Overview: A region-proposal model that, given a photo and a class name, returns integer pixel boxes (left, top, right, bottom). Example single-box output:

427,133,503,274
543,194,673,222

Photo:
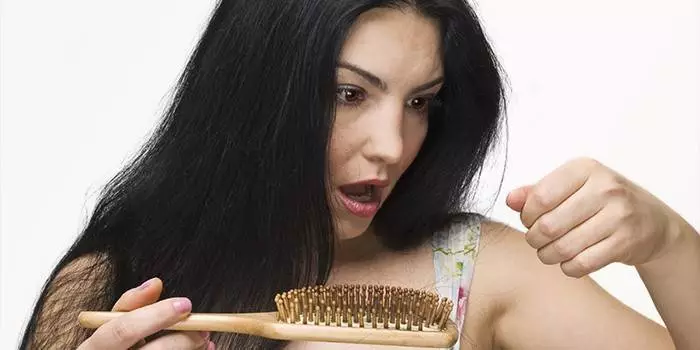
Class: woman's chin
334,216,374,240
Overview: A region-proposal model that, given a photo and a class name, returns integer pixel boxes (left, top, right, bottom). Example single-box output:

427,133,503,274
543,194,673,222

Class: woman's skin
68,7,699,350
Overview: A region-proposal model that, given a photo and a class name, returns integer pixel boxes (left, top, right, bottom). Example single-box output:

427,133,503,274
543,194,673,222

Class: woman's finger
559,236,622,278
139,331,212,350
79,297,192,350
506,185,532,212
112,277,163,312
536,205,618,264
107,278,164,349
519,158,597,228
525,180,606,250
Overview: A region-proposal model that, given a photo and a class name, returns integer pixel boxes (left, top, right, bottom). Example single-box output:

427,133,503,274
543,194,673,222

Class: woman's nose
362,104,404,165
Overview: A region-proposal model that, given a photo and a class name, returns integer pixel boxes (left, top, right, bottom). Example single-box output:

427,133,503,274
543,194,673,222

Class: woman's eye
408,97,430,112
336,87,366,105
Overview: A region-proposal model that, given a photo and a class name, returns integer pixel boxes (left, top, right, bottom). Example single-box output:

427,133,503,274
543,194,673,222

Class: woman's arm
463,157,700,349
472,221,674,350
636,216,700,349
24,254,115,349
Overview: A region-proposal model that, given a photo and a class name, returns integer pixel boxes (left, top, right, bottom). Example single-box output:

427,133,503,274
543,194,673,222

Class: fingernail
172,298,192,313
208,341,216,350
200,331,210,339
137,278,153,290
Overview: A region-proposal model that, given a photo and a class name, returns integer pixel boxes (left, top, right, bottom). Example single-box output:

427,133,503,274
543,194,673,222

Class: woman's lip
341,178,390,188
337,190,380,218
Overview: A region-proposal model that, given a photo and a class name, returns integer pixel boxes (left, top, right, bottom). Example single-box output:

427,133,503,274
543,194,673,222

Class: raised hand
506,157,687,278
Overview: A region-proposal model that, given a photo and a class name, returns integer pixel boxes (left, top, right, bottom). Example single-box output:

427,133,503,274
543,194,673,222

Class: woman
21,0,699,349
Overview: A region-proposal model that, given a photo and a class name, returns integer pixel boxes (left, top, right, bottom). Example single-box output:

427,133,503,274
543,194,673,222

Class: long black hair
21,0,504,348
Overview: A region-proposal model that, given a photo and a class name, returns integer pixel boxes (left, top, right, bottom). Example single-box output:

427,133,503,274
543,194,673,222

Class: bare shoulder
462,220,672,349
472,220,563,297
457,220,526,349
465,220,584,319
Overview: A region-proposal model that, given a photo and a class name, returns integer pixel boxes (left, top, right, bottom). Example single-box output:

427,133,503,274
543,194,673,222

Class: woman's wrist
634,215,700,349
637,214,699,274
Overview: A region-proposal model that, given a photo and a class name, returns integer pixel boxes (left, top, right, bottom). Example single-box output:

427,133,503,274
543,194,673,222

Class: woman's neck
333,228,385,264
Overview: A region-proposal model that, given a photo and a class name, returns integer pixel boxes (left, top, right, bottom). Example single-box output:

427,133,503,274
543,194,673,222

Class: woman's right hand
77,277,215,350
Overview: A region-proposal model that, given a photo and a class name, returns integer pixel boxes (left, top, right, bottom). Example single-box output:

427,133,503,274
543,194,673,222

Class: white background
1,0,699,348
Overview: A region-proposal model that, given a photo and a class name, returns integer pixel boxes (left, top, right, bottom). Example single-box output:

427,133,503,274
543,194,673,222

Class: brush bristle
274,284,453,331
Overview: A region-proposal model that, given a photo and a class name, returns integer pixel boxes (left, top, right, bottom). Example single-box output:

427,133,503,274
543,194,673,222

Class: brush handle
78,311,459,347
78,311,275,333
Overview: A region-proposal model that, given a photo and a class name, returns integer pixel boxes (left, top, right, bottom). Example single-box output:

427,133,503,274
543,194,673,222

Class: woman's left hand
506,157,686,278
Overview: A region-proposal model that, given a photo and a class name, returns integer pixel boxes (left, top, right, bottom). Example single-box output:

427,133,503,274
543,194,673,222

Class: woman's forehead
339,8,443,84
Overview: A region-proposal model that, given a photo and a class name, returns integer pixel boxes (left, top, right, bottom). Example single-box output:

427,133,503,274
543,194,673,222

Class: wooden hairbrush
79,284,459,348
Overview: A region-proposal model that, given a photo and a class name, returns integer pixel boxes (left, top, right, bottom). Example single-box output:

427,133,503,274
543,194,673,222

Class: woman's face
329,8,444,240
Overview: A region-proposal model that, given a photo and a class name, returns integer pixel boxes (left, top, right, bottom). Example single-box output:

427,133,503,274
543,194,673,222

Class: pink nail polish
172,298,192,313
137,278,152,290
208,341,216,350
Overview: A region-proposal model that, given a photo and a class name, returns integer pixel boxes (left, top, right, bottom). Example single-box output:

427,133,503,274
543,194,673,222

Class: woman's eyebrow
338,61,443,94
410,76,444,94
338,62,387,91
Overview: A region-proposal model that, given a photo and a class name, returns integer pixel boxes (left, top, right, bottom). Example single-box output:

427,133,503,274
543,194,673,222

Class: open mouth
339,184,381,203
338,183,383,218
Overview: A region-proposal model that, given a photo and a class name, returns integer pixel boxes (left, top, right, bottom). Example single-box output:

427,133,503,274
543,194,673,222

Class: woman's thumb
112,277,164,312
506,185,532,212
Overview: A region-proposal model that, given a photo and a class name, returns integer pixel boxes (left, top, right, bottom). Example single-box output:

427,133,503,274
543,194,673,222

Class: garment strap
431,217,481,350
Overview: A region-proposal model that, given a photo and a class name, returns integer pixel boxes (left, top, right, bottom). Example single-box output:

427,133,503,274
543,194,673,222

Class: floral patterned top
431,217,481,350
